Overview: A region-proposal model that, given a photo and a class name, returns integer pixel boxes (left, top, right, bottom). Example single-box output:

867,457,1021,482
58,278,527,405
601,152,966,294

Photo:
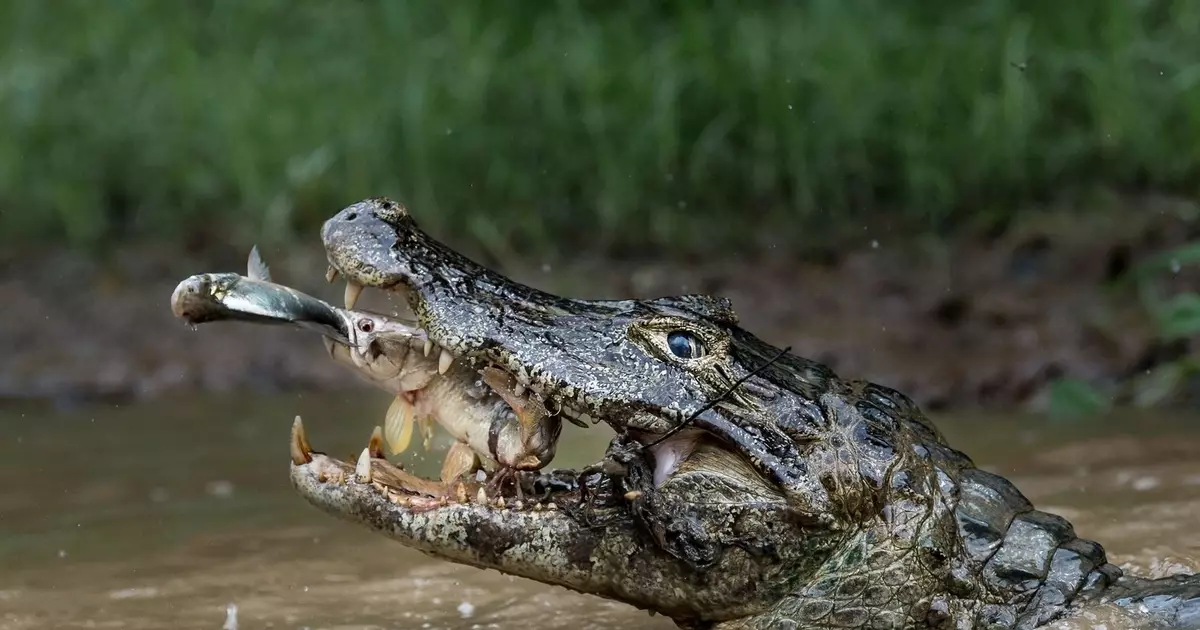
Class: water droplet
205,480,235,498
871,240,880,249
1171,258,1181,274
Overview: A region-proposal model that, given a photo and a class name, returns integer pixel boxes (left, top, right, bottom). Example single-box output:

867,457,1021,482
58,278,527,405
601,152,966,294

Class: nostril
345,212,357,221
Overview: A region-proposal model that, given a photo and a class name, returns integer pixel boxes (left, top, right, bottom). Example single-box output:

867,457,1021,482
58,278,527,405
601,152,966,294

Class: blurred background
3,0,1200,413
2,3,1200,628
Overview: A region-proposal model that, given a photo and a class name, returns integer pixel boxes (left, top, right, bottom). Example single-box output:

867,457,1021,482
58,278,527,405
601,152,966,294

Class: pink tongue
650,432,701,487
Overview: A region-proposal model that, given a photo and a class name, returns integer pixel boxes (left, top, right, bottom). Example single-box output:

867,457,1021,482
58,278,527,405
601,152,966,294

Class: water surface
2,395,1198,629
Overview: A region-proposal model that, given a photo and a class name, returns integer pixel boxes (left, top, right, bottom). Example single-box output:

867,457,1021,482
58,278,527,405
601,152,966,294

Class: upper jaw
319,198,757,442
320,198,414,291
319,197,602,430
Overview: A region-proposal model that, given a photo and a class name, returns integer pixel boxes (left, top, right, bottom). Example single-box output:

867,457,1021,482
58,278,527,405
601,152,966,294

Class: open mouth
289,415,592,513
330,266,595,411
333,272,596,424
315,277,710,506
315,275,603,505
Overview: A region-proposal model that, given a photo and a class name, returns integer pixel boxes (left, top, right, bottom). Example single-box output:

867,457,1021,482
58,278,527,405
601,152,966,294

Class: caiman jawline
289,416,577,513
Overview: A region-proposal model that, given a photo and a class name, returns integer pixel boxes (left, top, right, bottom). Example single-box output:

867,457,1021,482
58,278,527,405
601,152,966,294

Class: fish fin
439,441,479,483
384,395,415,455
247,245,272,282
418,415,436,451
480,366,547,440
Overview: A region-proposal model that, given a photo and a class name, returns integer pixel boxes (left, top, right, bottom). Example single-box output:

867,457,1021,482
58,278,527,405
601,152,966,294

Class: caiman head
320,198,837,494
295,198,1128,629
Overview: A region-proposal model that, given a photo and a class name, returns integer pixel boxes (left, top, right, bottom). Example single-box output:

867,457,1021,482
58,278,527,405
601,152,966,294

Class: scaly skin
291,197,1200,629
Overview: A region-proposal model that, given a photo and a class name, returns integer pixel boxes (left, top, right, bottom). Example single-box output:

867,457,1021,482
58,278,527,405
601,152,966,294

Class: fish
170,246,351,345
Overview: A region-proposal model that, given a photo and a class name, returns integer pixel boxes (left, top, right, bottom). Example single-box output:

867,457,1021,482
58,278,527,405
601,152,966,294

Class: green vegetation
1049,240,1200,418
2,1,1199,258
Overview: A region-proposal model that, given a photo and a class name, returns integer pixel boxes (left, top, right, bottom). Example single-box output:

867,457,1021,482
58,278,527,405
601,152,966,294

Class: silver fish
170,246,351,345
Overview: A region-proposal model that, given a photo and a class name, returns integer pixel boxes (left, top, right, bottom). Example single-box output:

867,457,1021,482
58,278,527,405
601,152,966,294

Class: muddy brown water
1,395,1198,629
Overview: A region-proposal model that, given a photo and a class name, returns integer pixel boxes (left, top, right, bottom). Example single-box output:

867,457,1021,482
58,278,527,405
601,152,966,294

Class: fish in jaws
169,247,562,492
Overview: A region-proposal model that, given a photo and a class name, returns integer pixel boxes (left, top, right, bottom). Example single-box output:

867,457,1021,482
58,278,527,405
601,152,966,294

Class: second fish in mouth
325,306,562,484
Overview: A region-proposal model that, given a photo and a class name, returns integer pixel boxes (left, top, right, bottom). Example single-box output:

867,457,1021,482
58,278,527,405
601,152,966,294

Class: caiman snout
320,198,419,293
322,196,407,234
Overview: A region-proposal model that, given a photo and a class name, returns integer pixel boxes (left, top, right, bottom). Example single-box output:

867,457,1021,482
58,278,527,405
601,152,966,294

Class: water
1,395,1198,629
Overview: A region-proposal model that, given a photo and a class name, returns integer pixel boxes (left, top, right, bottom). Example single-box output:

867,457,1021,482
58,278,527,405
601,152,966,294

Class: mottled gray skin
302,197,1200,629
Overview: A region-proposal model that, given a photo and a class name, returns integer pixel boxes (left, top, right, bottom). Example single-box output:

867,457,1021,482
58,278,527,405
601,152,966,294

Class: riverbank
6,198,1198,412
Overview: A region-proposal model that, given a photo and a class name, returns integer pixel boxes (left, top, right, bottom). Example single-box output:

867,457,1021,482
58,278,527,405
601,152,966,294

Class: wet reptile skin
296,197,1200,629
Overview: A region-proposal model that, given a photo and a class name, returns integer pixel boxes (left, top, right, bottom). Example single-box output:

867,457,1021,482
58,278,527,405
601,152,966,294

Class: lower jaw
289,416,579,514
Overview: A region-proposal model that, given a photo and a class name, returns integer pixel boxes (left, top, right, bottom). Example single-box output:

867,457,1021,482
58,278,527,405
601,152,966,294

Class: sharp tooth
438,349,454,375
383,396,416,455
290,415,313,465
475,487,488,505
368,426,385,459
513,382,526,398
354,448,372,483
325,266,340,283
493,496,505,509
344,281,364,309
455,483,468,503
423,339,433,357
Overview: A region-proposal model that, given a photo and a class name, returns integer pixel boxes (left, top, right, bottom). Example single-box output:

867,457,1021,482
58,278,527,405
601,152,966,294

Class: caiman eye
666,331,706,359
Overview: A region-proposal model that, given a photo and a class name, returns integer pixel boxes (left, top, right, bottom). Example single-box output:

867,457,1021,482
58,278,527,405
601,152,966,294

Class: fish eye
357,319,375,333
666,330,706,359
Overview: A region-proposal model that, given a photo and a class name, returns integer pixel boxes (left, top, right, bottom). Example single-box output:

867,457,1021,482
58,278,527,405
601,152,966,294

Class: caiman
262,197,1196,628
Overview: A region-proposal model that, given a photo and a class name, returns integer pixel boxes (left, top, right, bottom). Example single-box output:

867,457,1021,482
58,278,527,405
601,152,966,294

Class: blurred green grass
1,0,1198,259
